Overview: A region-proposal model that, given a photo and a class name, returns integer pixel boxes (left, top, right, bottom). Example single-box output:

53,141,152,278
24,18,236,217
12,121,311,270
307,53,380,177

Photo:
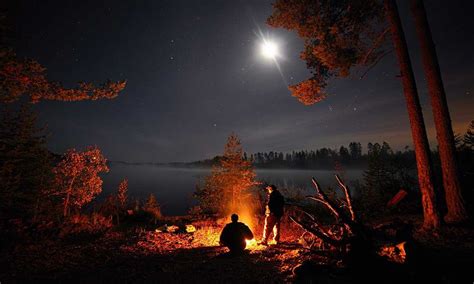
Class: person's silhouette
219,214,254,254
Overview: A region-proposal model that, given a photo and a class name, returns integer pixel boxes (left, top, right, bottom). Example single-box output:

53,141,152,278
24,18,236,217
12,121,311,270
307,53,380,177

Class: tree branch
359,49,393,79
361,27,390,65
306,196,340,220
290,215,346,247
335,174,356,222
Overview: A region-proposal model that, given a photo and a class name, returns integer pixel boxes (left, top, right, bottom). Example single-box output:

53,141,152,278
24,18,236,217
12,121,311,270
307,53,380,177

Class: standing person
220,214,254,255
259,184,284,245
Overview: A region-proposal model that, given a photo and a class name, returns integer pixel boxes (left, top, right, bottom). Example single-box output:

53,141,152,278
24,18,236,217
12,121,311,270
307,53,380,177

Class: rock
185,225,196,233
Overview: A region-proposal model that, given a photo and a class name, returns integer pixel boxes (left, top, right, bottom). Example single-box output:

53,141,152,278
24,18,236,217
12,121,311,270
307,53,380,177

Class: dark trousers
227,241,246,254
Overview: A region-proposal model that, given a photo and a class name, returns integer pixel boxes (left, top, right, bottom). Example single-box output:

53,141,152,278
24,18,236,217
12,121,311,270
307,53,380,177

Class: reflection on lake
102,164,364,215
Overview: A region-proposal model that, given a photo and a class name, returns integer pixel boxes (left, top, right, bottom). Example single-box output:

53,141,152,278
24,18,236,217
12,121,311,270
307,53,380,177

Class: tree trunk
384,0,440,230
63,190,71,218
410,0,467,223
63,177,75,217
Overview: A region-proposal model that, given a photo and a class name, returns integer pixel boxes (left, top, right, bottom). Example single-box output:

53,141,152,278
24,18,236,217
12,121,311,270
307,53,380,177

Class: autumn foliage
0,49,126,103
52,146,109,217
117,179,129,208
267,0,385,105
288,79,326,105
0,13,126,104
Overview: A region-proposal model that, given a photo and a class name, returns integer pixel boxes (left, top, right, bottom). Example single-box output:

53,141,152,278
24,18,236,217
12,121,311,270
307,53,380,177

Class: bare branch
335,174,356,222
359,49,393,79
311,177,323,195
306,196,340,220
311,177,347,220
301,209,316,221
361,27,390,65
290,216,345,246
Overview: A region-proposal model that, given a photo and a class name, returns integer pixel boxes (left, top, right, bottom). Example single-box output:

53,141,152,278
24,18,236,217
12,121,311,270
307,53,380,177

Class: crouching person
220,214,253,255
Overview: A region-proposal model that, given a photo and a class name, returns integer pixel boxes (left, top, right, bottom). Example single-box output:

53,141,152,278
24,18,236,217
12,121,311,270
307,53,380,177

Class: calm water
102,164,364,215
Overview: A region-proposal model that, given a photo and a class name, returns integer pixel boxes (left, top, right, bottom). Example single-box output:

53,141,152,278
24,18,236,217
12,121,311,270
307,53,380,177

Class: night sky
7,0,474,163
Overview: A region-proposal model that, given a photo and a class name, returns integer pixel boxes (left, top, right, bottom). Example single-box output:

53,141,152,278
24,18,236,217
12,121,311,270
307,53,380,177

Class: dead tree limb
310,178,341,220
306,196,340,220
335,174,356,222
290,175,366,251
311,177,356,227
359,49,393,79
290,216,347,247
361,27,390,65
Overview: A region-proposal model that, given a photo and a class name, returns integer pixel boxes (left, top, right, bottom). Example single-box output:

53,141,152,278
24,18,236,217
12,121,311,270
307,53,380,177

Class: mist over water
102,164,364,215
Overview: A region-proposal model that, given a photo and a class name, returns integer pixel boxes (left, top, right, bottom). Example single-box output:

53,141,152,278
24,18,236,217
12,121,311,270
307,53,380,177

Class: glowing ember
245,238,267,251
379,241,407,263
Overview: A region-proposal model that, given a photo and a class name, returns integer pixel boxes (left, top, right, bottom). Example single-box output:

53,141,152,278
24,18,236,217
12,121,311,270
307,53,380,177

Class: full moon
260,40,279,59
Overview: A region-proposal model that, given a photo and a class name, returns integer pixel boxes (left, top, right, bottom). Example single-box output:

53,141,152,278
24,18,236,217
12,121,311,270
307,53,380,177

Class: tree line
189,125,474,171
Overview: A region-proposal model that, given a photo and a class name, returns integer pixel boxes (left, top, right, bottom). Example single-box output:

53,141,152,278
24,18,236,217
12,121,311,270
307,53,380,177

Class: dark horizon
6,0,474,163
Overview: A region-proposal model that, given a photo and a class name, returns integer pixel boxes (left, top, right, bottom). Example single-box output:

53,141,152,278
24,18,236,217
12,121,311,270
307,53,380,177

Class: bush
143,194,161,224
59,213,112,240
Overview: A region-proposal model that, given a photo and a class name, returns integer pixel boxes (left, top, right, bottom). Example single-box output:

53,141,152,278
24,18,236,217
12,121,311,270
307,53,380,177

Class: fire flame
245,238,270,251
246,238,257,248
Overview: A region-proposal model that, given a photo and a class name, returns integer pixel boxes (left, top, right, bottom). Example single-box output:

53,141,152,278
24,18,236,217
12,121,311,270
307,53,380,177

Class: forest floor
0,217,314,283
1,215,474,283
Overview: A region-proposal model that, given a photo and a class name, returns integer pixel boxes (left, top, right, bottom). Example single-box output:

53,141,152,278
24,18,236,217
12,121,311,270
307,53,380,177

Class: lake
102,164,364,215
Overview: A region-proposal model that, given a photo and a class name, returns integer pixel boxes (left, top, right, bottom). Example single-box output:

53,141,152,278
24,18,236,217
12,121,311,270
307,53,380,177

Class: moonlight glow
260,40,279,59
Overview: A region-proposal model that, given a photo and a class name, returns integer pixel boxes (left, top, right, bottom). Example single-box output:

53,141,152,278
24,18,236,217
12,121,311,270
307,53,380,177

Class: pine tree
410,0,466,224
143,194,161,223
464,121,474,150
349,142,362,160
117,179,128,208
0,105,53,220
194,134,257,216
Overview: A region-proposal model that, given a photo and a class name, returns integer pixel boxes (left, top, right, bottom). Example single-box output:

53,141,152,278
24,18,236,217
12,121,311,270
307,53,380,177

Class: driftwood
291,174,418,284
290,174,363,247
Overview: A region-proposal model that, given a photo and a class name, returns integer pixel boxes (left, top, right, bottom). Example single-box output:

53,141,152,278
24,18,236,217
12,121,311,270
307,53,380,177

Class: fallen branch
309,178,341,220
335,174,356,222
289,216,346,247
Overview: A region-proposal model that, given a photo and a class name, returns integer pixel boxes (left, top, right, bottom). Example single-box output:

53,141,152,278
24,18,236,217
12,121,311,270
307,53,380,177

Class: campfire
246,238,258,249
188,204,270,252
